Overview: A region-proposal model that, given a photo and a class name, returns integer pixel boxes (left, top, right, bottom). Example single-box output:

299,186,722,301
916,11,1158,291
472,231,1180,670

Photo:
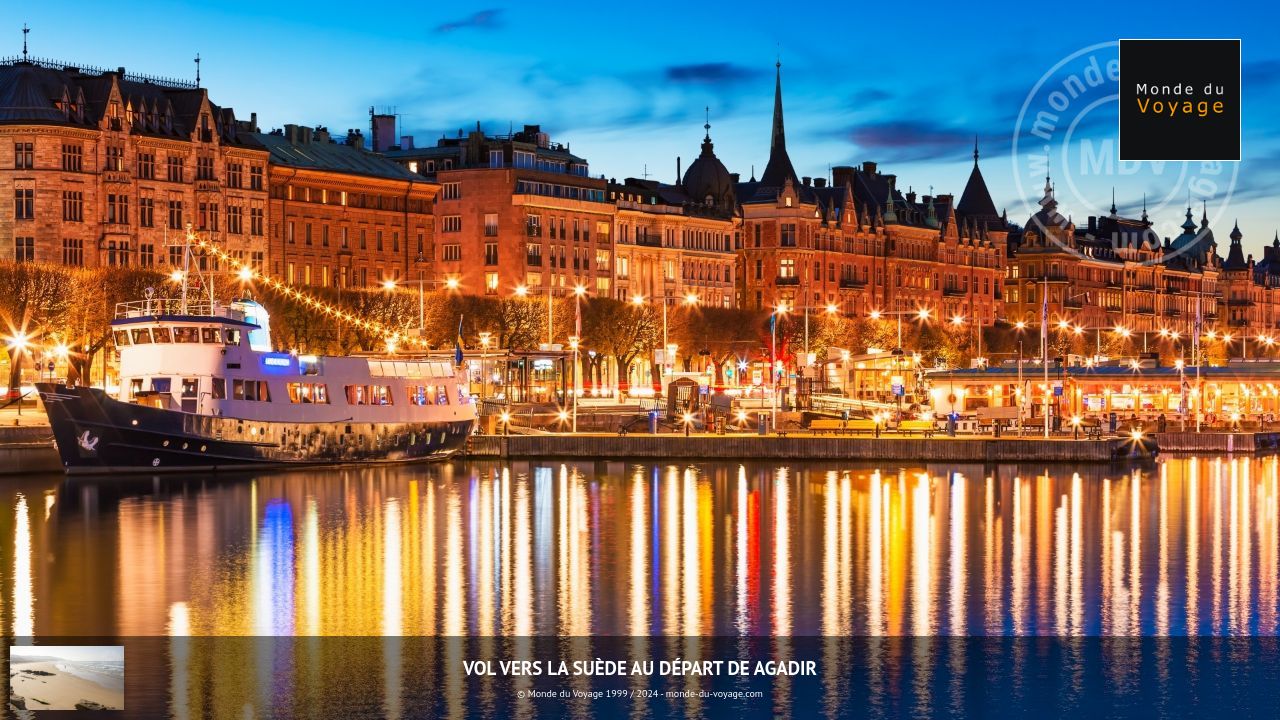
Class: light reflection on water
2,457,1280,717
1,456,1277,640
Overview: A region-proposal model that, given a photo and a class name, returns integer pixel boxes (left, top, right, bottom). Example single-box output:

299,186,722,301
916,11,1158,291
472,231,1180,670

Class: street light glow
869,310,882,320
573,285,587,297
825,303,838,314
445,277,460,290
685,293,699,304
237,267,254,282
382,279,397,290
1014,320,1027,330
916,308,930,320
631,294,645,305
514,285,529,297
169,270,185,283
951,315,965,326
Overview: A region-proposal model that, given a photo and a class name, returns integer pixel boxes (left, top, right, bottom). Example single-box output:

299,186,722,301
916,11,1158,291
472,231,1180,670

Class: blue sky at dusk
15,1,1280,254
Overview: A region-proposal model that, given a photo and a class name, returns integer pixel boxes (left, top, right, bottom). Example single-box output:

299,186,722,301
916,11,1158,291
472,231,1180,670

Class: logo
76,430,99,453
1119,39,1241,161
1012,41,1239,267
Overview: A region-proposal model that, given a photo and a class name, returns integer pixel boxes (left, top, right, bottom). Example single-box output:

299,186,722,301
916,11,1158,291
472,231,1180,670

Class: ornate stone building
250,124,437,290
735,64,1008,329
0,57,269,269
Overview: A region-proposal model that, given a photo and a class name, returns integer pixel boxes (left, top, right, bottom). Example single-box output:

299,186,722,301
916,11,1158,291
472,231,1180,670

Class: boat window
345,384,393,405
201,327,221,343
181,378,199,398
457,386,470,405
436,385,449,405
174,327,199,343
152,327,173,343
232,379,271,402
224,329,241,346
407,385,430,406
212,378,226,400
152,377,172,393
287,382,329,404
113,330,130,347
131,328,153,344
128,378,143,399
299,356,319,376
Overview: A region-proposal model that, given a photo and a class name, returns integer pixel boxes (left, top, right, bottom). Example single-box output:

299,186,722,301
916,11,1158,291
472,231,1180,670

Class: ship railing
114,299,244,321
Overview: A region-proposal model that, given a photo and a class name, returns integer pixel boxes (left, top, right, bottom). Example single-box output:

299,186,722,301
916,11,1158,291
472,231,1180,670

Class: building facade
0,58,269,269
251,124,437,291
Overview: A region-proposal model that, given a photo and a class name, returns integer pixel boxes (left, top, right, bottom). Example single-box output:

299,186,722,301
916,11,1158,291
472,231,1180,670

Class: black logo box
1119,39,1240,161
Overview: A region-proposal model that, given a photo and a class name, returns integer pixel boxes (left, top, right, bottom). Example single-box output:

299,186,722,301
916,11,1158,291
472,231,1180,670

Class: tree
581,297,658,391
0,263,74,392
63,267,167,385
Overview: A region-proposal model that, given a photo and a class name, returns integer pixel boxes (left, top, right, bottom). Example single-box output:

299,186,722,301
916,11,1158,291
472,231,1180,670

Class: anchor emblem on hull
77,430,99,453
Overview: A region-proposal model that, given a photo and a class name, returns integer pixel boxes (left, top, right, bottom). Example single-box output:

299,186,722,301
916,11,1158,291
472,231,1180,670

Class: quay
466,433,1144,463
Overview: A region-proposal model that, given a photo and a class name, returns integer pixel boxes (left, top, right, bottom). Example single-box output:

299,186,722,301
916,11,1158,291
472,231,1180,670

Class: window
227,163,242,188
61,143,83,172
615,256,629,279
106,240,130,267
443,244,461,261
139,244,155,267
168,200,183,229
779,258,796,278
287,382,329,404
484,242,498,265
442,182,461,200
61,191,84,222
14,188,33,220
227,205,243,234
443,216,462,233
166,155,183,182
212,378,226,400
14,237,33,262
595,249,610,270
14,142,33,169
105,144,124,172
250,206,264,236
173,327,199,343
345,384,393,405
484,213,499,237
781,223,797,247
485,272,498,294
196,154,214,180
107,193,129,225
755,259,763,280
305,223,313,245
232,379,272,402
249,165,264,190
489,150,503,168
140,197,155,228
62,239,92,267
527,243,542,266
376,230,384,251
137,153,155,179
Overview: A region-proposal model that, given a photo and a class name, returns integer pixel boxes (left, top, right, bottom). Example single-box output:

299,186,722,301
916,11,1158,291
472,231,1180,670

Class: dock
1157,431,1280,453
466,434,1144,463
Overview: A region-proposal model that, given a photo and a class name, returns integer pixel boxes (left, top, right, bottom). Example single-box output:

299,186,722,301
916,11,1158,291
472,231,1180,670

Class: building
608,117,741,309
384,124,612,298
0,56,269,269
249,124,437,290
734,64,1008,330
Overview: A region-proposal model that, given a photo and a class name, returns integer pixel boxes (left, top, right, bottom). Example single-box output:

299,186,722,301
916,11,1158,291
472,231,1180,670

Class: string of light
191,239,431,350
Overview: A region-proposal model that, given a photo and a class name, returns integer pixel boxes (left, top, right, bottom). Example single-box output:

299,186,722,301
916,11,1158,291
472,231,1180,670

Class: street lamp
771,302,789,418
569,334,580,433
478,331,492,405
237,266,254,282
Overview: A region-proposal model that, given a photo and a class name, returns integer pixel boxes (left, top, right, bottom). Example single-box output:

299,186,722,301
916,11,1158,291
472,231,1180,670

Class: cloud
435,9,503,33
848,120,988,162
664,63,762,85
849,88,891,106
1245,60,1280,90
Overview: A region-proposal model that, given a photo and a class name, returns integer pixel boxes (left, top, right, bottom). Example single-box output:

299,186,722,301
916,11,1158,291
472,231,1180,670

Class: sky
10,645,123,662
14,1,1280,255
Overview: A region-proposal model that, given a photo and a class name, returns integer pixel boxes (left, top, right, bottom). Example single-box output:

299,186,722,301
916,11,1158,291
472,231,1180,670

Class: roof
758,63,798,189
955,146,999,220
249,127,424,182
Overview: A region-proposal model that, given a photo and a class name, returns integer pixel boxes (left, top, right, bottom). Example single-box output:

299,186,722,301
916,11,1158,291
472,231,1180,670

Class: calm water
4,457,1280,717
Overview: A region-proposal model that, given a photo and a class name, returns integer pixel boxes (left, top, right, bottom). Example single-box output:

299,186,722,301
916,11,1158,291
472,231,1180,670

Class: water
4,456,1280,717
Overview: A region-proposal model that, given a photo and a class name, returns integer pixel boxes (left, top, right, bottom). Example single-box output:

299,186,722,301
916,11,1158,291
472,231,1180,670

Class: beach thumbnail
8,646,123,711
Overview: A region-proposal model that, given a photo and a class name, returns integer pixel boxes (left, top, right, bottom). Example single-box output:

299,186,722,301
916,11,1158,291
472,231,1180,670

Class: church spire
759,60,798,188
1109,188,1117,217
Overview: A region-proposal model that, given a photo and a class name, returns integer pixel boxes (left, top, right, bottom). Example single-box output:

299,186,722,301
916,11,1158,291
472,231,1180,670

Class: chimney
313,126,330,143
400,135,414,150
346,128,364,148
1088,216,1097,233
371,112,396,152
117,66,126,75
250,112,258,132
832,166,854,188
862,161,878,175
906,189,917,204
730,173,740,183
283,123,300,143
814,178,827,188
802,176,811,187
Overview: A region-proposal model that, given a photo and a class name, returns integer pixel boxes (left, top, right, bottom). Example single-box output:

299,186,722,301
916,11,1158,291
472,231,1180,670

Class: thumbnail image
8,646,123,711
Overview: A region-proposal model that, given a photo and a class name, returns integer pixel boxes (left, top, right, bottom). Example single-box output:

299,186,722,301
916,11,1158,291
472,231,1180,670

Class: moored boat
38,292,475,474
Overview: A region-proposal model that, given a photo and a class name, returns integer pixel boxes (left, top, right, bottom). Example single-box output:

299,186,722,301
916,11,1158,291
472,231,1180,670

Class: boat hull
37,384,474,475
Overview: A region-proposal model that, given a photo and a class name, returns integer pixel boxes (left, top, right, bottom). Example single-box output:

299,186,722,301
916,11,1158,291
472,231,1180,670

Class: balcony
526,256,542,267
196,180,220,193
103,170,130,184
1228,298,1254,307
526,225,542,237
1164,308,1181,317
636,236,662,248
942,287,966,297
776,276,800,286
1135,307,1155,316
838,277,866,289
